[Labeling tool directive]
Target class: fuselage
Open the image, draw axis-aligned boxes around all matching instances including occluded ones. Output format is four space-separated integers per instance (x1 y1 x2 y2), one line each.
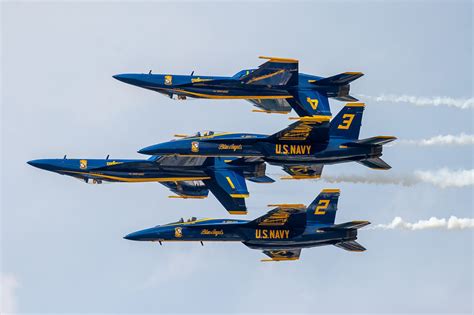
124 217 358 250
26 156 264 184
138 133 383 167
113 72 330 100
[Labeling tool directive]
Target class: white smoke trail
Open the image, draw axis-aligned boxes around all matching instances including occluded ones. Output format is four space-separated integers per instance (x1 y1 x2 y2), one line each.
371 216 474 230
323 168 474 188
399 133 474 146
357 94 474 109
414 169 474 188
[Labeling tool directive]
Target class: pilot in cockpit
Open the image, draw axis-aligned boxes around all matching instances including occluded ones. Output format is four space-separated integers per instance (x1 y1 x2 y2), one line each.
195 130 214 137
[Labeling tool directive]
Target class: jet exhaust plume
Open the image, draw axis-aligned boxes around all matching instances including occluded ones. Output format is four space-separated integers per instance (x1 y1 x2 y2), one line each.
371 216 474 230
323 168 474 189
398 133 474 146
357 94 474 109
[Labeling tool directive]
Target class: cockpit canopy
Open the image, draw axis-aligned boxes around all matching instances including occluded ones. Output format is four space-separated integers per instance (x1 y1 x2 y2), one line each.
194 130 215 137
161 217 198 227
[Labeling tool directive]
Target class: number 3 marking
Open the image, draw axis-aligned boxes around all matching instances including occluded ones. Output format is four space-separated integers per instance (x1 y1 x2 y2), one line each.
337 114 355 130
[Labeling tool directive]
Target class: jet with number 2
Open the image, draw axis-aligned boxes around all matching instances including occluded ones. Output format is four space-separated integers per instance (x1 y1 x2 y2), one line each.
138 103 396 180
113 56 363 117
124 189 370 261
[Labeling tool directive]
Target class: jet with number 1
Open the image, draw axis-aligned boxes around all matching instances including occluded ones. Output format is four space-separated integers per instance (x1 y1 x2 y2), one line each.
113 56 363 117
27 155 273 215
137 103 396 179
124 189 370 261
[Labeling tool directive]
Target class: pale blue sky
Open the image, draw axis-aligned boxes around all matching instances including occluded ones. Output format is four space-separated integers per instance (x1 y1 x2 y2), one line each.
1 1 472 313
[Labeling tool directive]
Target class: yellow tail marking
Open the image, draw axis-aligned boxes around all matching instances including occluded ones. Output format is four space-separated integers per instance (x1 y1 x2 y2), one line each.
314 199 330 215
321 189 340 193
226 176 235 189
228 211 247 215
345 102 365 107
230 194 249 198
337 114 355 129
258 56 298 63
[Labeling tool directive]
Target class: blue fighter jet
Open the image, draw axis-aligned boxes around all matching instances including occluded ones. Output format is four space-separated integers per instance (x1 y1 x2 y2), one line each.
27 155 274 215
138 103 396 179
124 189 370 261
113 56 363 117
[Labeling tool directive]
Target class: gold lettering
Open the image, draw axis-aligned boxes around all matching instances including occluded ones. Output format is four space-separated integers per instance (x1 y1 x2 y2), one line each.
338 114 355 130
218 144 243 151
275 144 281 154
201 229 224 236
263 230 268 238
256 230 261 239
283 145 289 154
315 200 330 215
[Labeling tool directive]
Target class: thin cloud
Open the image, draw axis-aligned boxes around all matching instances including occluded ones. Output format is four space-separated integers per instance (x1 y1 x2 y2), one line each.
323 168 474 188
371 216 474 230
357 94 474 109
398 133 474 146
1 273 19 314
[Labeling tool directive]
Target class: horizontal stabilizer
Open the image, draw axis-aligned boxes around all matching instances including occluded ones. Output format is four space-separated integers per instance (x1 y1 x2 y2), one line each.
344 136 397 147
358 157 392 170
334 95 359 102
312 72 364 86
247 175 275 184
320 221 370 231
334 240 366 252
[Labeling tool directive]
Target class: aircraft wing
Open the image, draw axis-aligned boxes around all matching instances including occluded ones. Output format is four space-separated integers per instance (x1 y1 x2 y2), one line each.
249 205 306 227
281 164 324 180
261 249 302 262
269 117 330 143
240 56 299 86
247 99 292 114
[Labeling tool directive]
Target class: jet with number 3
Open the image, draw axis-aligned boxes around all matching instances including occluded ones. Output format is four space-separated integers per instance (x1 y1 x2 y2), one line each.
113 56 363 117
137 103 396 180
124 189 370 261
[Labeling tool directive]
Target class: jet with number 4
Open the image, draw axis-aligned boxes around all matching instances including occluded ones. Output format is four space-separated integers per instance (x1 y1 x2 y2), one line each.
137 103 397 180
113 56 363 117
124 189 370 261
27 155 274 215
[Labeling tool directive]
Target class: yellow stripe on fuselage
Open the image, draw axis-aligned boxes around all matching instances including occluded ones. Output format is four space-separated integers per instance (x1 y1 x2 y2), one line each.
158 87 293 100
62 170 210 183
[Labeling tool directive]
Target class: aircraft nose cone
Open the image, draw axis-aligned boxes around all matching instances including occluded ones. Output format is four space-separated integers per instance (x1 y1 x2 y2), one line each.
113 73 152 87
138 141 190 156
27 159 52 170
123 232 139 241
137 144 159 155
112 74 131 83
124 228 157 241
